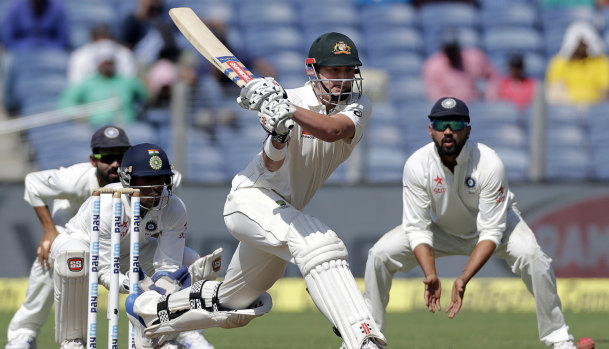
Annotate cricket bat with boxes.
[169,7,256,88]
[169,7,294,131]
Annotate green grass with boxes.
[1,309,606,349]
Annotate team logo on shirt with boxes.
[276,200,288,208]
[433,176,446,194]
[146,221,158,232]
[466,177,475,188]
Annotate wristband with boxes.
[263,136,287,161]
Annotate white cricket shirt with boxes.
[403,141,512,250]
[230,82,371,210]
[63,182,187,289]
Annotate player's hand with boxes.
[37,228,59,270]
[237,77,286,111]
[446,278,466,319]
[259,99,295,143]
[423,274,442,313]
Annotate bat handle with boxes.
[286,119,295,129]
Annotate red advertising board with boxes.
[530,195,609,277]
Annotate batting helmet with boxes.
[307,32,362,67]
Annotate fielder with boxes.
[363,97,576,349]
[48,143,213,349]
[128,32,386,349]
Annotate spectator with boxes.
[120,0,177,67]
[68,25,138,85]
[59,46,148,126]
[487,53,537,111]
[422,33,500,102]
[0,0,69,51]
[545,21,609,105]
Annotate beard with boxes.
[434,135,467,158]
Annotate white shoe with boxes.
[553,340,576,349]
[59,339,84,349]
[5,334,37,349]
[176,330,215,349]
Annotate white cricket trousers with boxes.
[7,259,54,341]
[364,208,572,346]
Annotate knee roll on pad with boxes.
[53,250,88,344]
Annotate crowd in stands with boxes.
[1,0,609,182]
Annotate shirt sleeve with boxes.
[402,155,433,250]
[476,152,509,246]
[23,165,90,207]
[153,197,187,273]
[338,95,371,145]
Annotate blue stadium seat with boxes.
[366,52,423,77]
[242,26,305,58]
[299,2,359,28]
[420,3,480,29]
[63,0,116,47]
[167,0,234,23]
[489,52,547,80]
[365,145,407,183]
[493,146,530,182]
[483,27,544,56]
[363,27,424,56]
[480,3,539,29]
[422,27,481,56]
[237,2,298,28]
[358,3,419,29]
[389,78,427,105]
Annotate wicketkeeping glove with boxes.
[237,77,286,111]
[259,99,296,143]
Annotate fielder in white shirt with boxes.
[6,125,130,349]
[363,97,576,349]
[128,32,386,349]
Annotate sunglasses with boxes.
[431,120,469,131]
[93,152,124,164]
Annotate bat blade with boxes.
[169,7,255,87]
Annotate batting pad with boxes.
[54,249,88,343]
[289,225,386,349]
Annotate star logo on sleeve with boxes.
[434,176,443,186]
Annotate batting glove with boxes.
[259,99,295,143]
[237,77,286,111]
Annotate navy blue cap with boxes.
[428,97,470,122]
[90,125,130,151]
[120,143,173,177]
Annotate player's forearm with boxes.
[34,206,59,238]
[292,106,354,142]
[414,244,437,278]
[263,138,287,172]
[458,240,496,284]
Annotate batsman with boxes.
[128,32,387,349]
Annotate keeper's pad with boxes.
[188,248,223,282]
[288,216,387,349]
[54,249,89,344]
[129,280,272,338]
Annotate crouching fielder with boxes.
[363,97,576,349]
[129,32,386,349]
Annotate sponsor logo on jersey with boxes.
[68,257,84,272]
[496,186,506,203]
[333,41,352,55]
[300,129,315,139]
[354,110,362,117]
[433,176,446,194]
